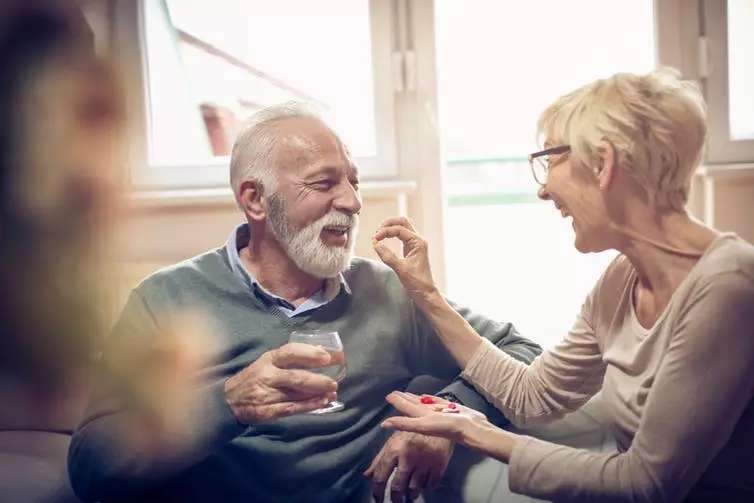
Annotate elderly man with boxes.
[68,102,541,503]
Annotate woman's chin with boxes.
[574,236,590,254]
[574,230,612,254]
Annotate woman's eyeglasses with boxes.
[528,145,571,186]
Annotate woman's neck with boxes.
[615,211,718,295]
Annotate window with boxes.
[702,0,754,164]
[117,0,398,189]
[435,0,655,348]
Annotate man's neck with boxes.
[239,231,325,306]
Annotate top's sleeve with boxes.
[461,285,607,428]
[503,271,754,502]
[407,298,543,425]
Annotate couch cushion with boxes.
[0,430,81,502]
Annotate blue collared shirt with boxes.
[226,223,349,317]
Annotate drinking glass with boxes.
[288,330,347,414]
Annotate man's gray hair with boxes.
[229,101,325,199]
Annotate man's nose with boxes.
[333,182,362,215]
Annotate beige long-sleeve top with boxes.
[463,233,754,502]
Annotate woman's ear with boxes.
[596,141,616,190]
[238,179,267,221]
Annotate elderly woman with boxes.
[373,69,754,503]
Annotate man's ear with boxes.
[238,179,267,221]
[595,140,616,190]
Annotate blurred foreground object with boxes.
[0,1,211,501]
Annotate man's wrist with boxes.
[223,376,248,427]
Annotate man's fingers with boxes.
[269,368,338,395]
[408,468,430,500]
[273,342,331,369]
[260,394,336,421]
[423,464,444,493]
[363,448,383,478]
[369,453,398,503]
[262,386,337,404]
[389,466,412,503]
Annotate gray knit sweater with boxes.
[68,248,541,503]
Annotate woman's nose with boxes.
[537,185,550,201]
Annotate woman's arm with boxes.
[382,391,522,462]
[503,272,754,502]
[412,290,495,368]
[374,217,607,426]
[373,217,536,367]
[385,272,754,502]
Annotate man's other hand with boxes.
[365,431,454,503]
[224,342,338,424]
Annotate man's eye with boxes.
[350,180,360,190]
[313,180,335,189]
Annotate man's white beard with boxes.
[267,194,358,279]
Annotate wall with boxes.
[692,169,754,243]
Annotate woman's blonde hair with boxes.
[537,68,707,211]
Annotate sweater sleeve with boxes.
[67,290,246,503]
[505,272,754,502]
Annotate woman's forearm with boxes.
[463,420,521,464]
[415,290,486,369]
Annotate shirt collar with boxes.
[225,223,350,302]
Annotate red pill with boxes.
[448,402,457,409]
[420,396,435,404]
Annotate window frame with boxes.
[113,0,399,190]
[701,0,754,165]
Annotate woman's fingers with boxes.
[372,238,401,269]
[381,416,451,438]
[386,391,435,417]
[378,216,417,232]
[373,224,421,245]
[405,392,451,407]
